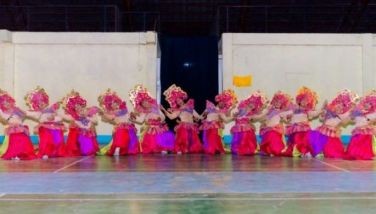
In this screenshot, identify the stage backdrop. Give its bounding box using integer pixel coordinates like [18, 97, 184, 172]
[221, 33, 376, 135]
[0, 30, 158, 136]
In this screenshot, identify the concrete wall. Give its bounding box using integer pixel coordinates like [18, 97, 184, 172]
[221, 33, 376, 134]
[0, 30, 158, 135]
[0, 31, 374, 137]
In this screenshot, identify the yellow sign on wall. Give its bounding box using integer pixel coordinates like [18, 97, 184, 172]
[233, 75, 252, 87]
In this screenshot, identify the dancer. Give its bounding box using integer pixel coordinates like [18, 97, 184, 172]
[310, 89, 358, 158]
[201, 89, 237, 155]
[283, 87, 322, 157]
[25, 86, 66, 159]
[231, 91, 268, 155]
[62, 90, 100, 156]
[161, 84, 203, 154]
[259, 91, 292, 156]
[346, 90, 376, 160]
[129, 85, 174, 154]
[98, 89, 139, 156]
[0, 89, 36, 160]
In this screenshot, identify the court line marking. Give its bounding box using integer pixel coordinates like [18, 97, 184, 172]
[314, 159, 351, 173]
[1, 197, 376, 201]
[53, 156, 92, 173]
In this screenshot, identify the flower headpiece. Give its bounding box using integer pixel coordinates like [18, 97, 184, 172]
[327, 89, 359, 114]
[356, 90, 376, 114]
[238, 91, 268, 115]
[270, 91, 292, 110]
[98, 89, 127, 113]
[0, 89, 15, 112]
[295, 86, 318, 111]
[129, 84, 156, 113]
[163, 84, 188, 109]
[215, 89, 237, 112]
[24, 86, 50, 111]
[62, 90, 87, 120]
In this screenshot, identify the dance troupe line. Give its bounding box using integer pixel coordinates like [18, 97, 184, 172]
[0, 84, 375, 161]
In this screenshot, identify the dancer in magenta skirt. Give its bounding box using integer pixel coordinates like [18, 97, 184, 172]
[346, 90, 376, 160]
[310, 89, 358, 158]
[98, 89, 139, 156]
[130, 84, 174, 154]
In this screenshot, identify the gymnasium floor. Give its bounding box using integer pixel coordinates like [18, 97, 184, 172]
[0, 155, 376, 213]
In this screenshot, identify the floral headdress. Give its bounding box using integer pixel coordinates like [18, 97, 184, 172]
[62, 90, 87, 120]
[295, 86, 318, 111]
[24, 86, 50, 111]
[327, 89, 359, 114]
[0, 89, 15, 112]
[129, 84, 157, 113]
[356, 90, 376, 114]
[238, 91, 268, 115]
[98, 89, 127, 113]
[163, 84, 188, 110]
[270, 91, 292, 110]
[215, 89, 237, 112]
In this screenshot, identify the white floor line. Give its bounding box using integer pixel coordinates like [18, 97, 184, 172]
[315, 159, 351, 172]
[53, 156, 91, 173]
[0, 197, 376, 202]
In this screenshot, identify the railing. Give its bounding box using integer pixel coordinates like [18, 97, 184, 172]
[2, 4, 375, 34]
[120, 12, 160, 32]
[0, 5, 160, 32]
[216, 4, 376, 34]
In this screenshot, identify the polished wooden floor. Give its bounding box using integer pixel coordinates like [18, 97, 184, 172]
[0, 155, 376, 213]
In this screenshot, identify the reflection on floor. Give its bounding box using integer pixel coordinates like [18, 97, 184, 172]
[0, 155, 375, 213]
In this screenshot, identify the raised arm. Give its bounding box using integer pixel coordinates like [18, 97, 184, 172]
[219, 113, 233, 123]
[101, 112, 116, 124]
[160, 106, 180, 120]
[310, 100, 328, 120]
[129, 112, 146, 125]
[308, 109, 322, 120]
[280, 109, 293, 118]
[252, 109, 268, 122]
[338, 111, 352, 125]
[25, 111, 42, 122]
[60, 113, 74, 122]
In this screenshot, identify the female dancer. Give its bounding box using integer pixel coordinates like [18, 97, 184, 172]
[310, 89, 358, 158]
[231, 91, 268, 155]
[25, 86, 66, 159]
[0, 89, 36, 160]
[200, 89, 237, 155]
[98, 89, 139, 156]
[129, 84, 174, 154]
[283, 87, 322, 157]
[62, 90, 100, 156]
[346, 90, 376, 160]
[161, 84, 203, 154]
[259, 91, 292, 156]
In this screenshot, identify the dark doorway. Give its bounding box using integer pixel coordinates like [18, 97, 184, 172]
[160, 36, 219, 128]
